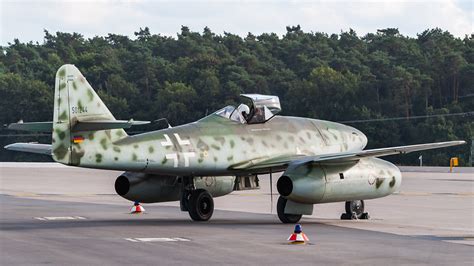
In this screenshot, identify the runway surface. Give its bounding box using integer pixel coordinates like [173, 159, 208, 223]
[1, 163, 473, 265]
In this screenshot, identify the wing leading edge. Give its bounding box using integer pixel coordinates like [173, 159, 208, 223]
[230, 140, 466, 170]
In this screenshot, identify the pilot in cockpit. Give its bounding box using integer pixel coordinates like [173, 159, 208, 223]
[239, 104, 250, 121]
[215, 94, 280, 124]
[230, 104, 250, 124]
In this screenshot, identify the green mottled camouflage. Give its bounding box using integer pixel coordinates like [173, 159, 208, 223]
[52, 66, 369, 176]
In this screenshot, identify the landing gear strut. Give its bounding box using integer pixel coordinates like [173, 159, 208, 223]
[180, 177, 214, 221]
[277, 196, 302, 223]
[341, 200, 370, 220]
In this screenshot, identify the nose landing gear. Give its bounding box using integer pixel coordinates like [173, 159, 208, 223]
[341, 200, 370, 220]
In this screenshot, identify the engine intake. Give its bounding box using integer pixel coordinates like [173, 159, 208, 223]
[276, 175, 293, 196]
[114, 175, 130, 196]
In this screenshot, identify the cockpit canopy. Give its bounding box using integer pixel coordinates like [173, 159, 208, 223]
[214, 94, 281, 124]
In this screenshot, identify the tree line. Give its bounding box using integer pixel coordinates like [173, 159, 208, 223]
[0, 26, 472, 165]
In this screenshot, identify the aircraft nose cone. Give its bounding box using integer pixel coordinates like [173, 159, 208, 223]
[350, 127, 368, 149]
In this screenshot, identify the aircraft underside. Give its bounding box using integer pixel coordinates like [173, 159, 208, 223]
[114, 157, 401, 223]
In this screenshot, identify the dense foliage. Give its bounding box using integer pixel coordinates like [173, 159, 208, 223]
[0, 26, 472, 165]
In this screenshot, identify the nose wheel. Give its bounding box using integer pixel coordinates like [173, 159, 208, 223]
[341, 200, 370, 220]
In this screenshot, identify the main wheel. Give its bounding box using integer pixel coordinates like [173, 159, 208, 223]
[345, 200, 364, 218]
[188, 189, 214, 221]
[277, 196, 302, 223]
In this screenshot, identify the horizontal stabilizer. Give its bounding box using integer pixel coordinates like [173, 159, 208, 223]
[4, 143, 52, 155]
[8, 121, 53, 132]
[7, 120, 149, 132]
[71, 119, 150, 132]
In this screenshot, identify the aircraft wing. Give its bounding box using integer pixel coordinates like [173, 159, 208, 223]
[4, 143, 52, 155]
[231, 140, 466, 170]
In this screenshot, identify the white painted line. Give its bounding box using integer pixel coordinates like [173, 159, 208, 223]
[34, 216, 86, 221]
[125, 237, 191, 242]
[172, 237, 191, 242]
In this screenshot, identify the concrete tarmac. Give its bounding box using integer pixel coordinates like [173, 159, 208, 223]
[1, 163, 473, 265]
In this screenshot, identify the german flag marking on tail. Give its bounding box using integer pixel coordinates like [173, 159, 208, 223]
[73, 136, 84, 144]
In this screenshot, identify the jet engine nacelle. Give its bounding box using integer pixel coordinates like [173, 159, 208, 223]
[277, 157, 402, 204]
[115, 172, 235, 203]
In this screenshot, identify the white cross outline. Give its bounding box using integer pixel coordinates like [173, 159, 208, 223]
[161, 133, 195, 168]
[174, 133, 191, 145]
[165, 153, 179, 168]
[182, 152, 196, 167]
[160, 134, 173, 147]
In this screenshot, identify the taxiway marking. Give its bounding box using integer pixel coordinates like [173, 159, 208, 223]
[34, 216, 86, 221]
[124, 237, 191, 242]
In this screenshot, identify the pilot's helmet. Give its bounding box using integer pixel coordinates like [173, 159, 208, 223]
[238, 104, 250, 117]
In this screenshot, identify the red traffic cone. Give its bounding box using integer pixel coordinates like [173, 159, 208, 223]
[288, 224, 309, 244]
[130, 202, 145, 214]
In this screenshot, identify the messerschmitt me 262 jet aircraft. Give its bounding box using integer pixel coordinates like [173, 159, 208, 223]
[5, 65, 466, 223]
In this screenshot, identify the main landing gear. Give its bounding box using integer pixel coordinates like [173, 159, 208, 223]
[180, 177, 214, 221]
[277, 196, 302, 223]
[341, 200, 370, 220]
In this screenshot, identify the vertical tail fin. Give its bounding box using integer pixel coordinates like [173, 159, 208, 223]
[52, 64, 127, 165]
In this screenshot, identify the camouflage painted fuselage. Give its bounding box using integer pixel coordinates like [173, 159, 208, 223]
[52, 64, 367, 176]
[73, 115, 367, 175]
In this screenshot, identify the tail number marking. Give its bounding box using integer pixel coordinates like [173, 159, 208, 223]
[71, 106, 88, 114]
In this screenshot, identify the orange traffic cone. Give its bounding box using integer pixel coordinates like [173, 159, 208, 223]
[288, 224, 309, 244]
[130, 202, 145, 214]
